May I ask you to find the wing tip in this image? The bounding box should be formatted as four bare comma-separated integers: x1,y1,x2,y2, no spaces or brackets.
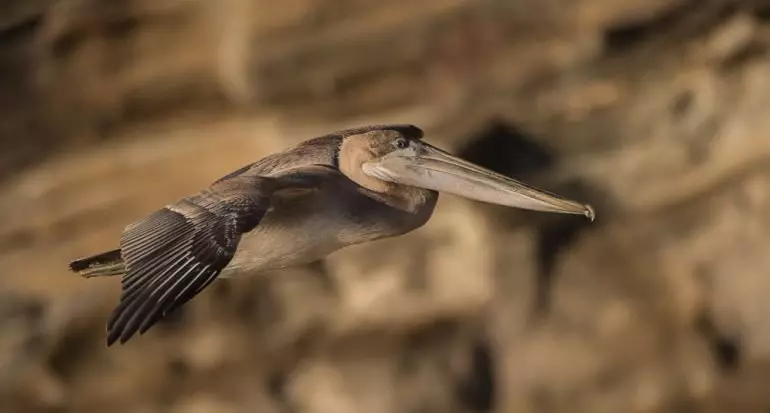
105,320,142,347
105,296,144,346
104,286,183,347
104,308,176,346
105,324,123,347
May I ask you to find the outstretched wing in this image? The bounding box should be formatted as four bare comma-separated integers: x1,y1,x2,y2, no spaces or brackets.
106,165,338,346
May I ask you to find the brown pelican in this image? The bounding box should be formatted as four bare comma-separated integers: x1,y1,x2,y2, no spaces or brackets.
69,124,594,345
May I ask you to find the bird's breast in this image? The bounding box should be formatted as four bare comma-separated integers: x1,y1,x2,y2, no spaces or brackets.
221,185,427,278
222,203,341,276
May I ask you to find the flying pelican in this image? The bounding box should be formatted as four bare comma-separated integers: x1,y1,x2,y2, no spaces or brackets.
69,124,594,345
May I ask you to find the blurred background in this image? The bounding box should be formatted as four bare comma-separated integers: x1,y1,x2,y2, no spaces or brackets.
1,0,769,412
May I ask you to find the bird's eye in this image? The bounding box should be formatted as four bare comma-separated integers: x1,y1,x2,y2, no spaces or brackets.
394,138,409,149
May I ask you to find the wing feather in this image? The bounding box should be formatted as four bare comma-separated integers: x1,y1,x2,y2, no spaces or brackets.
105,165,341,345
106,178,270,345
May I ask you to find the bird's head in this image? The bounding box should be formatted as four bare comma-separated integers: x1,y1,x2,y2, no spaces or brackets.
336,124,594,220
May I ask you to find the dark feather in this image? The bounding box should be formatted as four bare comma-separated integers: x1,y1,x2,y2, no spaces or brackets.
105,166,341,346
69,249,122,272
106,176,271,345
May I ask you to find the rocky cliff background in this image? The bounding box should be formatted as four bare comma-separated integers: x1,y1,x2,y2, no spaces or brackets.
1,0,770,412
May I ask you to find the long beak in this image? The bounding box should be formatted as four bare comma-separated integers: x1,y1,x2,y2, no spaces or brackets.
362,142,595,220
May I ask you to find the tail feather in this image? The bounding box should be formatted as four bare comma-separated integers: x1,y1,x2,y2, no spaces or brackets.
69,249,125,278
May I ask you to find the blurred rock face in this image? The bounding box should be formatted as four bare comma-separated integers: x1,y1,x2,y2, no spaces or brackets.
2,0,770,412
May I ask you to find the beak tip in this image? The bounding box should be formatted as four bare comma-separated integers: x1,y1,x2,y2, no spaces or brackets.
583,204,595,222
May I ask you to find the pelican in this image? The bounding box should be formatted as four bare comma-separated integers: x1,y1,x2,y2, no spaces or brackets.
69,125,594,345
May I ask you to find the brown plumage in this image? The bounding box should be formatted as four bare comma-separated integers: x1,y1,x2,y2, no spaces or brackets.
69,124,593,346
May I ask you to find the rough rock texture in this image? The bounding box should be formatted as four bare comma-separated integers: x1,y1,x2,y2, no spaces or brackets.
2,0,770,412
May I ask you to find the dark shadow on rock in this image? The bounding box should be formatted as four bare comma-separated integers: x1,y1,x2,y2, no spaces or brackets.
528,179,616,321
47,321,103,379
396,320,495,412
602,0,699,53
0,13,51,184
530,185,596,320
0,14,41,48
167,356,191,379
456,339,495,412
456,119,605,320
754,0,770,21
695,310,742,374
456,118,555,178
718,40,768,73
267,369,295,413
